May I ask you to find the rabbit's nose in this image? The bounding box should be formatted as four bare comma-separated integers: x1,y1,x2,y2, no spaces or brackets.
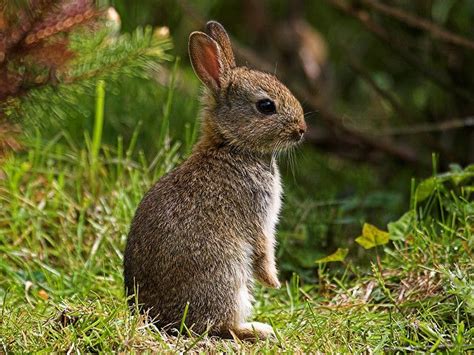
298,121,307,135
292,121,307,141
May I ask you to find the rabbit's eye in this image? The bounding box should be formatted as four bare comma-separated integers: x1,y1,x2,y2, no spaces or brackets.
256,99,276,115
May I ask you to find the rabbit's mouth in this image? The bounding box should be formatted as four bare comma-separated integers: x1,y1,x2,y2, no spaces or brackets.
287,121,307,144
270,134,305,154
291,129,305,143
286,119,307,144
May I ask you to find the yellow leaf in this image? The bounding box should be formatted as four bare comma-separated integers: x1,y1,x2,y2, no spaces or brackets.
356,223,389,249
315,248,349,263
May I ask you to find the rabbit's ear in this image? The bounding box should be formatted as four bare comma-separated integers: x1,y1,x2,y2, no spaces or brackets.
189,31,228,91
205,21,236,68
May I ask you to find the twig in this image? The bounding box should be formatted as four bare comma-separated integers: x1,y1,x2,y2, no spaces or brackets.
294,87,420,163
376,116,474,136
347,57,414,122
324,0,474,103
344,50,470,160
360,0,474,51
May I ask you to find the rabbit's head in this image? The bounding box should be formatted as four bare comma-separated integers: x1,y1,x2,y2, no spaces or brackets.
189,21,306,154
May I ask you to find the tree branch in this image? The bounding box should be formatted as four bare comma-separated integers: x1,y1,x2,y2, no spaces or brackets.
360,0,474,51
324,0,474,103
376,116,474,136
346,56,415,122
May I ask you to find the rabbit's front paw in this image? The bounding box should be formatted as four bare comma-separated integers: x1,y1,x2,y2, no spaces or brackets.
256,265,281,289
262,274,281,289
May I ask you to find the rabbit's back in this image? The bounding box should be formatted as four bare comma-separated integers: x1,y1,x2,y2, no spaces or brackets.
124,147,277,332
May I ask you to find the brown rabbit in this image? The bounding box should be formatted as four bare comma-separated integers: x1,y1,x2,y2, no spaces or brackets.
124,21,306,340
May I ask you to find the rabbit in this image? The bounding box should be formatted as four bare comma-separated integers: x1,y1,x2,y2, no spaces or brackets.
123,20,306,341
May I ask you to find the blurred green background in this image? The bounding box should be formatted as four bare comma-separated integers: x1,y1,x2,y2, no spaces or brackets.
4,0,474,279
87,0,472,276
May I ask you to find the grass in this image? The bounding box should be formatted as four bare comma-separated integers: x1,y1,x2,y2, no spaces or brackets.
1,81,473,352
1,134,472,352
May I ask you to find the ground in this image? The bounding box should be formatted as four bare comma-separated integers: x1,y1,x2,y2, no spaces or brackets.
0,132,472,352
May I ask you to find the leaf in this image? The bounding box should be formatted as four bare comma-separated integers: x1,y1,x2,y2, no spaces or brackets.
449,163,463,173
356,223,390,249
415,177,438,202
450,172,473,186
315,248,349,263
388,210,416,241
432,0,456,24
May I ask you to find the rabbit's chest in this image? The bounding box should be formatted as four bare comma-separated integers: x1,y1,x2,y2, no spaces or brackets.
262,167,282,236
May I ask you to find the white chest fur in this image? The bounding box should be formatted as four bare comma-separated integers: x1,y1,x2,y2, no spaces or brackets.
263,164,282,237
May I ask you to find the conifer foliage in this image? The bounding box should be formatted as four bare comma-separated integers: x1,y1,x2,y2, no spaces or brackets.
0,0,98,101
0,0,172,156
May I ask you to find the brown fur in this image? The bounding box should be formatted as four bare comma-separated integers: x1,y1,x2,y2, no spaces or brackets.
124,21,306,341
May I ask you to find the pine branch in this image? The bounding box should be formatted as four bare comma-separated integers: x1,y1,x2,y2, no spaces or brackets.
0,2,172,157
0,0,100,101
60,27,172,84
5,26,173,129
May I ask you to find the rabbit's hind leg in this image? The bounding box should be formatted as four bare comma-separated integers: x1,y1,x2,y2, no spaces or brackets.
230,322,275,341
226,285,275,341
